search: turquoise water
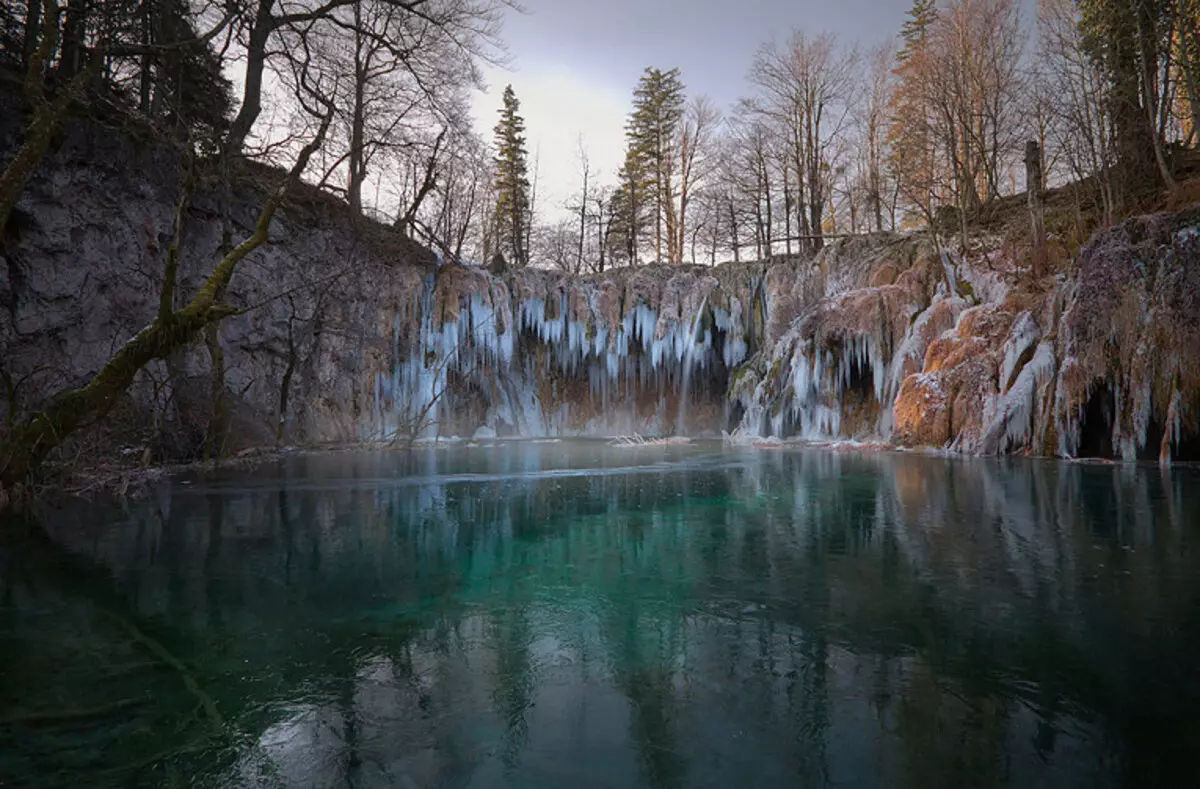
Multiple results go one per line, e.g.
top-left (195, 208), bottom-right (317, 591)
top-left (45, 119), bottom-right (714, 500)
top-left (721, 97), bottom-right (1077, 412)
top-left (2, 442), bottom-right (1200, 788)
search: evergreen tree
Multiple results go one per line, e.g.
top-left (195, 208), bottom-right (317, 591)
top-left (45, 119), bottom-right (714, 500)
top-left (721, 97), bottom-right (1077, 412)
top-left (492, 85), bottom-right (531, 267)
top-left (897, 0), bottom-right (938, 62)
top-left (622, 67), bottom-right (686, 264)
top-left (610, 150), bottom-right (650, 266)
top-left (1078, 0), bottom-right (1170, 192)
top-left (887, 0), bottom-right (942, 228)
top-left (146, 0), bottom-right (234, 140)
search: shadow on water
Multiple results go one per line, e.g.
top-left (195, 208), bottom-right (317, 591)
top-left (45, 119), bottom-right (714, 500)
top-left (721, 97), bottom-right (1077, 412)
top-left (3, 443), bottom-right (1200, 788)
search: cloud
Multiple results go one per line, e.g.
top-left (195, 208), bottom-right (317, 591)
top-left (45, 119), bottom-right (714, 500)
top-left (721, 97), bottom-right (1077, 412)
top-left (472, 61), bottom-right (629, 222)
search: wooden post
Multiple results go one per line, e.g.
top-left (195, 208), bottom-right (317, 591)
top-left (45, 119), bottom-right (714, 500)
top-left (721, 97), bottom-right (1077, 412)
top-left (1025, 140), bottom-right (1047, 280)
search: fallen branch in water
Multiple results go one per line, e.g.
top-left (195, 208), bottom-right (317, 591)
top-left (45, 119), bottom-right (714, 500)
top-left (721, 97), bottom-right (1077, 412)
top-left (101, 610), bottom-right (224, 732)
top-left (609, 434), bottom-right (691, 447)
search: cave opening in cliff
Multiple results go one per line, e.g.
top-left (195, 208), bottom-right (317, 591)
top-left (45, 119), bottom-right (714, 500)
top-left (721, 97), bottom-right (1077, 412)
top-left (838, 348), bottom-right (879, 437)
top-left (1167, 423), bottom-right (1200, 462)
top-left (1140, 416), bottom-right (1166, 461)
top-left (845, 352), bottom-right (875, 402)
top-left (1076, 384), bottom-right (1116, 459)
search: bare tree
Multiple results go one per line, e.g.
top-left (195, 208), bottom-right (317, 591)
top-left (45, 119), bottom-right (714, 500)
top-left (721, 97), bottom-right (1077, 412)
top-left (534, 219), bottom-right (581, 273)
top-left (674, 95), bottom-right (720, 264)
top-left (887, 0), bottom-right (1025, 236)
top-left (425, 129), bottom-right (491, 261)
top-left (1037, 0), bottom-right (1118, 222)
top-left (858, 42), bottom-right (896, 232)
top-left (1, 84), bottom-right (336, 496)
top-left (589, 184), bottom-right (616, 272)
top-left (750, 31), bottom-right (856, 251)
top-left (568, 135), bottom-right (591, 272)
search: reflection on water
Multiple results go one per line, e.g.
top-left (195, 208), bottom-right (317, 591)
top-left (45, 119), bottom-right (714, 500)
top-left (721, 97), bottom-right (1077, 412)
top-left (3, 443), bottom-right (1200, 788)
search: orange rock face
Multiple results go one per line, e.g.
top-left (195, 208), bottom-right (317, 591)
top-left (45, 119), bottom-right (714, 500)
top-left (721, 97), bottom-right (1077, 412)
top-left (893, 374), bottom-right (951, 447)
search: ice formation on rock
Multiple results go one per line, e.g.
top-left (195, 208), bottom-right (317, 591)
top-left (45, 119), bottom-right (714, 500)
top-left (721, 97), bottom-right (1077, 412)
top-left (356, 212), bottom-right (1198, 463)
top-left (366, 263), bottom-right (767, 440)
top-left (7, 112), bottom-right (1197, 463)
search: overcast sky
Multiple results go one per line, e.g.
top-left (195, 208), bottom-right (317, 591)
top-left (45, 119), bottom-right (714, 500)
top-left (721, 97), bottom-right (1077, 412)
top-left (469, 0), bottom-right (920, 221)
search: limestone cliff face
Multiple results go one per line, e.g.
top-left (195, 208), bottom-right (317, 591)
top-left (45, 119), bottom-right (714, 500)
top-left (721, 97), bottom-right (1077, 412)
top-left (4, 111), bottom-right (1198, 462)
top-left (1052, 211), bottom-right (1200, 461)
top-left (750, 208), bottom-right (1200, 462)
top-left (1, 107), bottom-right (434, 457)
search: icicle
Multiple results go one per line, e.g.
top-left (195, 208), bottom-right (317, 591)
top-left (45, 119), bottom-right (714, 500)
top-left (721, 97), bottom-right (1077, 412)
top-left (980, 343), bottom-right (1056, 454)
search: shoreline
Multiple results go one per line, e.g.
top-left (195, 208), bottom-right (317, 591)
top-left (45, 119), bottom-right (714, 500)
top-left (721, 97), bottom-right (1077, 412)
top-left (27, 435), bottom-right (1200, 511)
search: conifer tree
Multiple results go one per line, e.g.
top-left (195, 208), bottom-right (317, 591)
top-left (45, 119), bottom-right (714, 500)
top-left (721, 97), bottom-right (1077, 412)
top-left (493, 85), bottom-right (531, 267)
top-left (141, 0), bottom-right (234, 139)
top-left (897, 0), bottom-right (938, 62)
top-left (622, 67), bottom-right (686, 264)
top-left (610, 149), bottom-right (650, 266)
top-left (1078, 0), bottom-right (1173, 192)
top-left (888, 0), bottom-right (941, 228)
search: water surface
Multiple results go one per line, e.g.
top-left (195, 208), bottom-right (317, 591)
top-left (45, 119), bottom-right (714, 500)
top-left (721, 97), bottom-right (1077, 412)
top-left (3, 442), bottom-right (1200, 788)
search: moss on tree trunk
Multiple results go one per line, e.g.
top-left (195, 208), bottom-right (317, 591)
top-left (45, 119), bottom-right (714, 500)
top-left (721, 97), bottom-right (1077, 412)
top-left (0, 110), bottom-right (332, 507)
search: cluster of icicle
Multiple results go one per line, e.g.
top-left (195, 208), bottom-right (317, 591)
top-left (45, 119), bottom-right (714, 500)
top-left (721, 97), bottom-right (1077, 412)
top-left (732, 330), bottom-right (902, 442)
top-left (367, 233), bottom-right (1196, 458)
top-left (369, 264), bottom-right (759, 440)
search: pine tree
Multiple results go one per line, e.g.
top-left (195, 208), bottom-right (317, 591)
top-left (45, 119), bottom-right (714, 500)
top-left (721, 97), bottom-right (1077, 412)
top-left (149, 0), bottom-right (234, 139)
top-left (493, 85), bottom-right (531, 267)
top-left (897, 0), bottom-right (938, 62)
top-left (1078, 0), bottom-right (1171, 193)
top-left (623, 67), bottom-right (686, 264)
top-left (610, 149), bottom-right (651, 266)
top-left (888, 0), bottom-right (942, 228)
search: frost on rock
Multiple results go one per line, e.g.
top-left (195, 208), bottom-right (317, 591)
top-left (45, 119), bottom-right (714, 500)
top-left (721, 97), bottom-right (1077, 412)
top-left (998, 312), bottom-right (1041, 393)
top-left (979, 342), bottom-right (1056, 455)
top-left (247, 208), bottom-right (1200, 456)
top-left (1051, 210), bottom-right (1200, 462)
top-left (13, 113), bottom-right (1200, 461)
top-left (130, 196), bottom-right (1200, 453)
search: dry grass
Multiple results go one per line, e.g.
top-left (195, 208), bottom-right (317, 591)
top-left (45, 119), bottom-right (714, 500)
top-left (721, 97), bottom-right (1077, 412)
top-left (1165, 177), bottom-right (1200, 212)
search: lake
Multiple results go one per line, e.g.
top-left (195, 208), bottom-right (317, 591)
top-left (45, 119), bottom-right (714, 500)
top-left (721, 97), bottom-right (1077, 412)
top-left (2, 442), bottom-right (1199, 788)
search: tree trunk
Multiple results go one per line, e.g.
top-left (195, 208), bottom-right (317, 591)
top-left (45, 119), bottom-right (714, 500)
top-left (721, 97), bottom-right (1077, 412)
top-left (396, 131), bottom-right (444, 239)
top-left (225, 0), bottom-right (275, 156)
top-left (203, 323), bottom-right (227, 465)
top-left (805, 117), bottom-right (823, 252)
top-left (0, 112), bottom-right (330, 503)
top-left (139, 0), bottom-right (153, 112)
top-left (277, 308), bottom-right (296, 444)
top-left (783, 174), bottom-right (792, 257)
top-left (1135, 0), bottom-right (1175, 189)
top-left (1025, 140), bottom-right (1046, 281)
top-left (22, 0), bottom-right (41, 70)
top-left (576, 167), bottom-right (587, 273)
top-left (595, 195), bottom-right (606, 273)
top-left (58, 0), bottom-right (88, 79)
top-left (347, 5), bottom-right (367, 217)
top-left (654, 131), bottom-right (663, 264)
top-left (730, 198), bottom-right (740, 264)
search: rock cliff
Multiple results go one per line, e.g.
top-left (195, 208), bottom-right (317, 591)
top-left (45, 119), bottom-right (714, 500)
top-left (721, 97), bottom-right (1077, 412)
top-left (3, 112), bottom-right (1199, 464)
